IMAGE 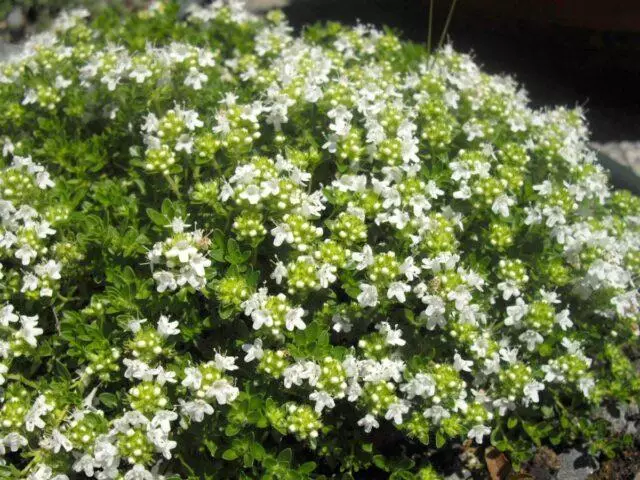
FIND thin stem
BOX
[164,173,183,199]
[6,373,38,390]
[438,0,459,49]
[427,0,435,55]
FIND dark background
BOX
[281,0,640,142]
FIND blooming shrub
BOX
[0,2,639,479]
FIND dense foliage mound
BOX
[0,2,638,479]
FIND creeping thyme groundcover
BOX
[0,2,639,479]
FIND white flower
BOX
[181,367,202,390]
[309,390,335,413]
[46,429,72,453]
[385,400,410,425]
[28,465,69,480]
[271,223,293,247]
[130,66,153,83]
[239,184,262,205]
[124,464,154,480]
[270,261,287,284]
[184,67,208,90]
[149,427,177,460]
[127,318,147,333]
[499,347,519,364]
[18,315,43,348]
[578,377,595,397]
[357,283,378,307]
[400,257,421,281]
[153,365,177,385]
[467,424,491,444]
[285,307,306,331]
[0,363,8,384]
[21,273,39,293]
[523,380,545,405]
[72,454,95,477]
[505,298,528,326]
[318,264,337,288]
[352,245,374,270]
[423,405,450,424]
[251,309,272,330]
[453,353,473,372]
[153,270,177,292]
[491,194,515,217]
[421,294,446,325]
[425,180,444,198]
[22,89,37,105]
[4,432,28,452]
[206,379,239,405]
[519,330,544,352]
[242,339,264,362]
[35,171,55,189]
[331,313,352,333]
[215,353,238,371]
[555,309,573,330]
[157,315,179,337]
[283,361,320,389]
[35,260,61,280]
[55,75,72,90]
[175,134,194,154]
[377,322,406,346]
[611,291,639,319]
[357,414,380,433]
[151,410,178,433]
[15,244,37,265]
[387,282,411,303]
[166,240,197,263]
[498,280,521,301]
[25,395,53,432]
[124,359,155,381]
[400,373,436,399]
[180,399,214,423]
[0,304,20,327]
[189,253,211,277]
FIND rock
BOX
[6,7,25,30]
[443,470,471,480]
[556,448,599,480]
[246,0,291,12]
[519,446,559,480]
[592,141,640,175]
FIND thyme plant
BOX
[0,2,638,479]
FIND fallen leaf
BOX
[485,446,513,480]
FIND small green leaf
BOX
[225,238,250,265]
[225,423,241,436]
[277,448,292,464]
[203,440,217,457]
[98,392,118,408]
[298,462,316,474]
[146,208,168,227]
[211,229,226,262]
[222,449,239,461]
[373,455,389,472]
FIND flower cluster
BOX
[148,220,212,292]
[0,1,637,479]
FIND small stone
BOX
[6,7,25,29]
[556,448,599,480]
